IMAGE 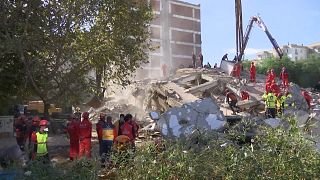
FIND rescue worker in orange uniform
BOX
[279,67,289,87]
[79,112,92,158]
[96,113,106,156]
[249,62,256,83]
[241,90,250,100]
[67,114,80,160]
[301,90,312,109]
[14,115,27,151]
[31,120,49,163]
[100,116,117,168]
[233,62,241,79]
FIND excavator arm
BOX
[238,15,283,61]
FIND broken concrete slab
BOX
[156,98,226,138]
[264,118,283,128]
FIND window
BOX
[295,49,298,55]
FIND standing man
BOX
[67,115,80,161]
[192,52,196,68]
[249,62,256,83]
[96,113,106,156]
[198,52,204,68]
[120,114,135,148]
[222,53,228,61]
[79,112,92,159]
[100,116,116,168]
[280,67,289,87]
[225,90,240,115]
[31,120,49,163]
[269,69,276,82]
[14,115,27,151]
[270,80,280,97]
[262,90,277,118]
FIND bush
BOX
[15,118,320,179]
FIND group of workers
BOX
[13,110,139,168]
[13,115,50,163]
[225,60,313,118]
[66,112,139,168]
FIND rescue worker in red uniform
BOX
[265,81,271,93]
[120,114,135,147]
[31,120,49,163]
[232,62,241,79]
[241,91,250,100]
[225,89,240,115]
[301,90,312,109]
[67,114,80,160]
[100,116,117,168]
[14,115,27,151]
[96,113,106,156]
[280,67,289,87]
[269,69,276,82]
[249,62,256,83]
[270,80,280,96]
[79,112,92,158]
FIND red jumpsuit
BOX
[269,72,276,82]
[120,122,134,141]
[241,91,250,100]
[302,91,312,109]
[14,115,27,151]
[265,82,271,93]
[249,64,256,82]
[280,70,289,87]
[233,64,241,78]
[67,120,80,160]
[79,118,92,158]
[270,82,280,96]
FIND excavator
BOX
[235,0,283,61]
[221,0,283,75]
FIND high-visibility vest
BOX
[36,132,48,156]
[263,93,276,108]
[102,124,115,141]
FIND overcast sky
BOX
[183,0,320,64]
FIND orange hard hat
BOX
[82,112,89,118]
[39,120,48,126]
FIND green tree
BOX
[0,0,153,117]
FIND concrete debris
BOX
[156,98,226,138]
[264,118,282,128]
[0,144,28,168]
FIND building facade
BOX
[136,0,202,79]
[256,42,320,61]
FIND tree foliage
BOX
[0,0,153,115]
[243,55,320,88]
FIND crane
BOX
[235,0,283,61]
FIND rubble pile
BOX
[85,62,319,149]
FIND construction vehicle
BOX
[26,101,62,115]
[234,0,283,61]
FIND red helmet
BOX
[82,112,89,118]
[39,120,48,126]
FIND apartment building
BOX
[136,0,202,79]
[256,42,320,61]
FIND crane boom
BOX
[238,15,283,61]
